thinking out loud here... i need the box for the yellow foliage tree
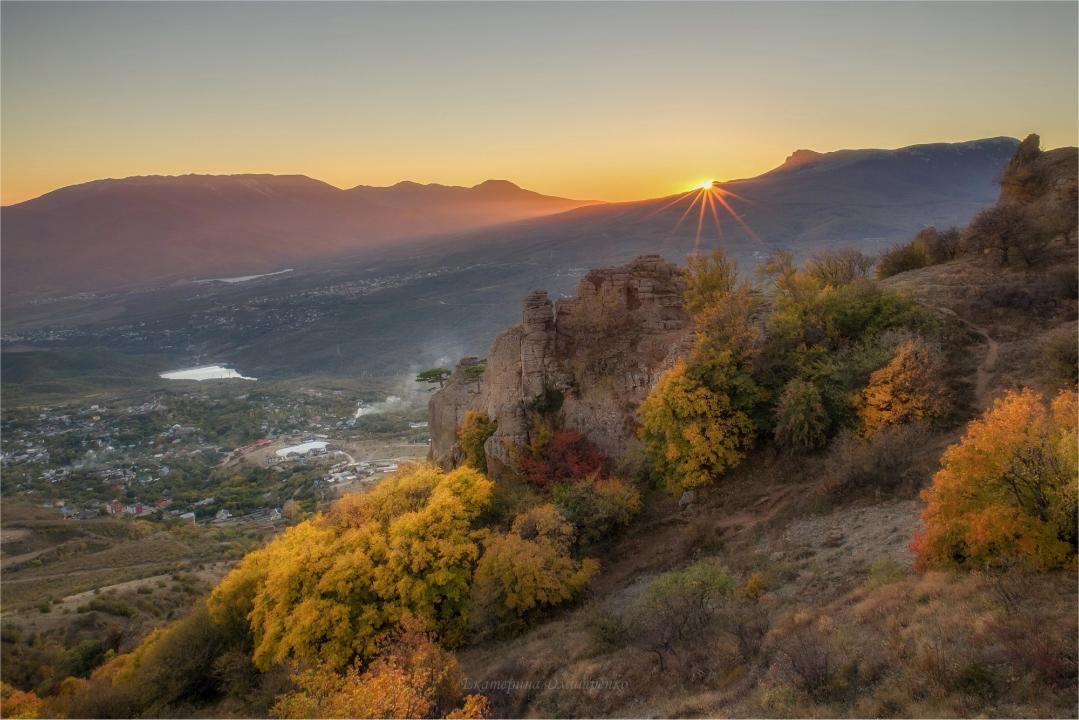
[472,505,599,617]
[914,389,1078,571]
[458,411,496,473]
[639,359,757,494]
[858,338,948,436]
[208,465,494,671]
[271,617,489,719]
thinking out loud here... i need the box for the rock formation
[428,255,693,477]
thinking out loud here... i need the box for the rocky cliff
[428,255,692,476]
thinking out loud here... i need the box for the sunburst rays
[654,181,763,255]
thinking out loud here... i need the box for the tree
[965,204,1050,266]
[457,411,496,473]
[271,617,489,719]
[684,249,738,314]
[913,388,1078,571]
[0,682,44,719]
[639,359,757,494]
[208,465,494,671]
[858,338,948,436]
[471,506,599,619]
[773,378,828,452]
[416,368,452,390]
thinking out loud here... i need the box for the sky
[2,1,1076,205]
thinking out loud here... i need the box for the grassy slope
[455,247,1078,718]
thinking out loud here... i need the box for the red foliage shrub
[518,430,607,490]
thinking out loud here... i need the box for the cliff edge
[429,254,692,476]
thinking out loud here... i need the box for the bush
[458,411,496,473]
[914,388,1078,571]
[630,559,735,669]
[805,248,874,286]
[1044,327,1078,383]
[774,379,829,452]
[772,615,836,700]
[551,475,641,545]
[876,241,928,279]
[819,424,929,499]
[858,338,949,436]
[517,429,607,491]
[471,506,598,622]
[271,617,489,719]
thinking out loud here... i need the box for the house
[215,508,231,522]
[178,512,196,524]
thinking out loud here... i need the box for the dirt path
[932,305,999,405]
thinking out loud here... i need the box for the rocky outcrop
[428,255,693,476]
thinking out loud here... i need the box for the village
[1,384,430,529]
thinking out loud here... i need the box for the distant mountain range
[1,175,591,297]
[2,137,1028,379]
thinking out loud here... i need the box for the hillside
[9,135,1074,719]
[0,175,590,298]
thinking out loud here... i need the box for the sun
[699,179,714,190]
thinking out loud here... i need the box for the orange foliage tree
[0,682,43,719]
[913,389,1078,571]
[858,338,948,436]
[271,617,489,719]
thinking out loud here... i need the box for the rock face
[428,255,692,476]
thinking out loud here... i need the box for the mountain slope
[0,175,591,297]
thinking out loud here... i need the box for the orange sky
[2,2,1076,206]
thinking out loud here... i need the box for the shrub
[551,475,642,545]
[914,388,1078,571]
[1044,327,1078,383]
[630,559,735,669]
[858,338,949,436]
[684,249,738,315]
[517,429,607,491]
[772,615,836,699]
[774,378,829,452]
[876,241,928,278]
[471,506,598,620]
[272,617,489,719]
[805,248,874,286]
[819,424,929,499]
[457,411,496,473]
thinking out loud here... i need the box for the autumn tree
[913,388,1078,571]
[208,465,494,671]
[774,378,828,452]
[471,505,599,620]
[639,359,757,494]
[858,338,948,436]
[684,249,738,314]
[271,617,489,719]
[457,411,496,473]
[0,682,43,719]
